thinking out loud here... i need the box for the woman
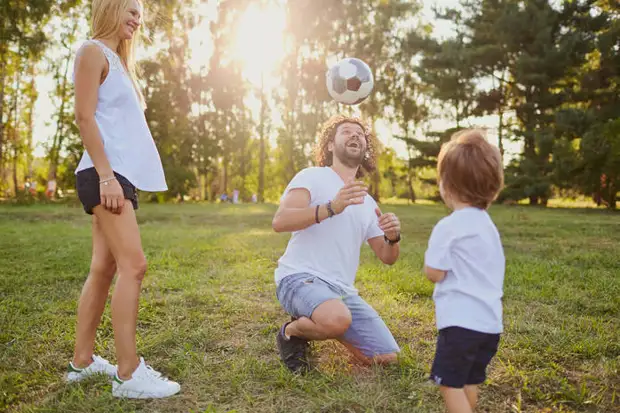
[66,0,180,399]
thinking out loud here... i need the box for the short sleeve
[424,219,453,271]
[280,168,315,203]
[364,196,384,241]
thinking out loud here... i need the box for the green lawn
[1,203,619,413]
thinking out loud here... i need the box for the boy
[423,129,505,413]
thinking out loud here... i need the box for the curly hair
[313,114,380,178]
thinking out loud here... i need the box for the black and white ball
[326,58,374,105]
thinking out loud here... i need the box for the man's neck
[330,160,359,183]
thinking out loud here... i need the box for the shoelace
[92,355,113,367]
[145,364,170,382]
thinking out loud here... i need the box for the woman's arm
[73,44,125,214]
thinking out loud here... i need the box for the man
[272,115,402,373]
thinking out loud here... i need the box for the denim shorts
[276,273,400,357]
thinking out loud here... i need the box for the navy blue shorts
[76,167,138,215]
[430,326,500,388]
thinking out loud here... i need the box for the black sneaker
[276,321,310,373]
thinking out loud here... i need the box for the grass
[0,202,619,413]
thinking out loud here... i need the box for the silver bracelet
[99,177,116,185]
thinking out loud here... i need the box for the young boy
[423,129,505,413]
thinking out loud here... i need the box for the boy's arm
[424,266,447,283]
[423,219,452,283]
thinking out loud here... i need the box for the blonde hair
[437,129,504,209]
[91,0,146,108]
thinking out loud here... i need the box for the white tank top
[74,39,167,192]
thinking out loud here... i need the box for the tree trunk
[26,70,35,181]
[10,53,21,196]
[370,117,380,201]
[606,181,616,210]
[222,158,228,197]
[199,172,205,201]
[2,101,12,195]
[498,109,505,158]
[497,72,507,159]
[370,169,380,202]
[208,170,218,202]
[12,144,18,194]
[0,56,6,183]
[524,129,538,205]
[257,73,266,203]
[407,172,416,204]
[48,43,74,180]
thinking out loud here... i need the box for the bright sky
[32,0,519,161]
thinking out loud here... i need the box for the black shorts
[429,326,500,388]
[76,167,138,215]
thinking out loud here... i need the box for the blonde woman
[66,0,180,398]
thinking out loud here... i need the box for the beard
[334,143,365,168]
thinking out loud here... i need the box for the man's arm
[272,188,329,233]
[368,236,399,265]
[424,266,447,283]
[368,208,401,265]
[272,181,368,233]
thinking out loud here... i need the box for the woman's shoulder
[75,40,106,62]
[72,40,108,84]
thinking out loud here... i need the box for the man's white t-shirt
[424,207,505,334]
[274,167,384,294]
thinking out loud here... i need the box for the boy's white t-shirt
[274,167,384,294]
[424,207,505,334]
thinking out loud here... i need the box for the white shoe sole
[112,385,181,399]
[65,371,115,383]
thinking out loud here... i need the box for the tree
[553,1,620,209]
[0,0,79,194]
[46,10,83,191]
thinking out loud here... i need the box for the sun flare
[231,3,287,85]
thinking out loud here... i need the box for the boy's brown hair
[437,129,504,209]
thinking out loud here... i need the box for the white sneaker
[112,357,180,399]
[66,355,117,382]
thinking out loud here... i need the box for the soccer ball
[326,57,374,105]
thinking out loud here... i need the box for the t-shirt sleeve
[280,168,315,203]
[424,219,453,271]
[365,196,384,241]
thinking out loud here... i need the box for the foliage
[0,0,618,208]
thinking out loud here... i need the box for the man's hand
[375,208,400,242]
[331,181,368,214]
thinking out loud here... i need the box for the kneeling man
[272,115,402,372]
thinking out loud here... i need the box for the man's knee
[354,352,399,366]
[373,352,399,365]
[321,313,352,337]
[310,299,353,338]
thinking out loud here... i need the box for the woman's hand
[100,177,125,214]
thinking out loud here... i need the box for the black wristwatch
[384,233,401,245]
